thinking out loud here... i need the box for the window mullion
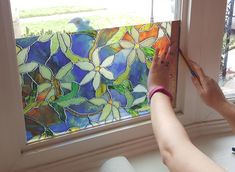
[0,0,26,171]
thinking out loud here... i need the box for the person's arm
[191,62,235,132]
[148,49,225,172]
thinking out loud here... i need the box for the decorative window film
[16,21,180,143]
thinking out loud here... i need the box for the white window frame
[0,0,228,171]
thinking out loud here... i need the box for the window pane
[10,0,181,38]
[10,1,181,143]
[16,22,179,143]
[220,0,235,96]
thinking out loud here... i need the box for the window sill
[14,114,231,172]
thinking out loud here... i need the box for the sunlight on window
[220,0,235,96]
[10,0,180,38]
[10,0,180,143]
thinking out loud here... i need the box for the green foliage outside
[21,15,147,37]
[19,6,105,18]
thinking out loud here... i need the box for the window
[17,21,180,143]
[0,0,228,171]
[12,0,181,143]
[220,0,235,98]
[10,0,180,38]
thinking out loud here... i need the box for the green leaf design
[39,65,52,80]
[96,28,119,47]
[46,89,55,101]
[89,98,107,106]
[28,82,38,104]
[56,97,86,107]
[106,27,127,45]
[124,90,134,107]
[146,59,152,69]
[133,84,147,93]
[61,83,72,90]
[18,62,38,74]
[24,101,43,114]
[141,47,155,57]
[61,70,76,83]
[19,75,23,86]
[38,83,51,93]
[99,104,112,121]
[127,109,139,117]
[95,83,107,97]
[50,34,59,56]
[58,33,71,53]
[108,83,134,108]
[65,49,89,63]
[56,82,79,103]
[16,45,21,55]
[122,80,133,91]
[17,48,29,66]
[44,128,54,136]
[78,30,97,38]
[112,101,120,108]
[135,104,150,112]
[113,66,131,85]
[132,96,147,106]
[50,102,67,122]
[38,34,52,42]
[112,106,120,120]
[126,26,132,33]
[56,62,73,80]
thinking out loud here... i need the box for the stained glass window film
[16,21,180,143]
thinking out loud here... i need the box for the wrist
[148,86,173,102]
[214,99,230,114]
[151,91,171,102]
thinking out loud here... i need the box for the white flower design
[89,97,120,121]
[76,48,114,90]
[120,27,156,65]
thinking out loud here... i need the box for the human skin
[191,61,235,133]
[148,48,225,172]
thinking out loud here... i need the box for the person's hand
[147,47,173,92]
[190,61,227,111]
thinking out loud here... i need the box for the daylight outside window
[10,0,180,38]
[220,0,235,97]
[10,0,181,143]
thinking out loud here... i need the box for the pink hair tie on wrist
[148,86,173,102]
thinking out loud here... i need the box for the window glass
[10,0,181,143]
[220,0,235,96]
[10,0,181,38]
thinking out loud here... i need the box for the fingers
[151,46,172,71]
[150,49,160,73]
[159,46,169,61]
[151,49,159,68]
[190,61,207,86]
[153,48,160,64]
[191,76,203,94]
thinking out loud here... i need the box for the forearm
[216,101,235,132]
[151,92,225,172]
[150,92,190,152]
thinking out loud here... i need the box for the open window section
[220,0,235,97]
[11,0,181,38]
[16,21,180,143]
